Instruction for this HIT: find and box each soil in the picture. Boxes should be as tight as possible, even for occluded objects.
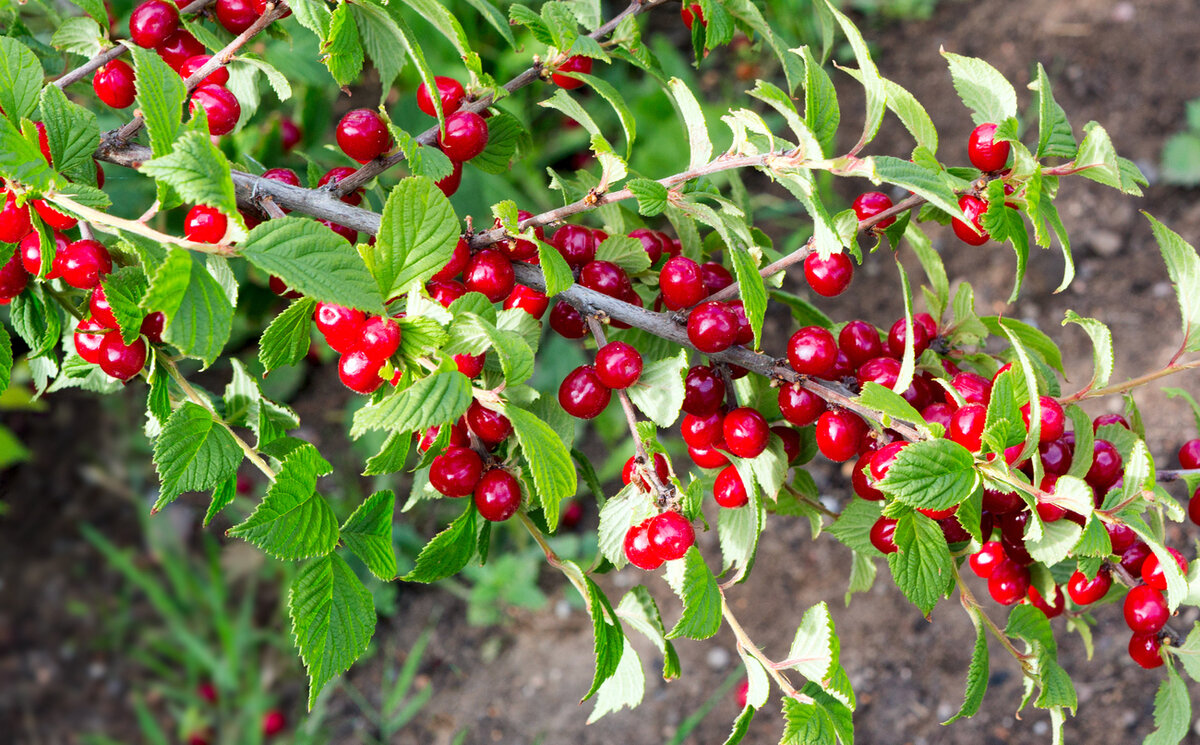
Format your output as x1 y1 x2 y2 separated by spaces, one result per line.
5 1 1200 743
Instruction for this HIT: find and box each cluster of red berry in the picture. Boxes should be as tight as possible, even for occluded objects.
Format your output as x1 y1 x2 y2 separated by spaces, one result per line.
312 302 401 394
951 122 1013 246
417 403 522 522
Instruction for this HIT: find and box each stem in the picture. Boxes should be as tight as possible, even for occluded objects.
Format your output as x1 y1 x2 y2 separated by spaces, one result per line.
781 483 839 519
518 511 588 601
952 564 1034 674
47 194 233 254
1157 468 1200 484
720 590 801 698
1060 359 1200 403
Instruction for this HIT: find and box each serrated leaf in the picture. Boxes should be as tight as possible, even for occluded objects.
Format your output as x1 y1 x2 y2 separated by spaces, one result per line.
668 77 711 171
884 77 937 154
595 236 651 275
795 44 839 157
470 110 524 175
718 495 761 585
289 553 376 708
259 298 316 372
942 50 1018 126
826 0 884 154
351 371 472 437
781 698 835 745
66 0 109 29
341 490 397 580
666 547 722 640
1062 311 1113 391
1031 63 1076 159
868 156 963 221
506 403 577 527
879 439 979 511
1027 519 1081 567
537 239 575 297
0 327 10 396
140 130 238 219
142 249 234 366
786 602 838 685
728 248 767 350
10 285 61 358
588 637 643 723
323 3 363 86
100 267 149 345
0 38 41 123
152 402 242 511
885 512 953 616
39 84 99 178
0 115 54 191
943 606 989 723
625 350 686 428
1073 121 1122 190
627 178 668 216
404 502 477 582
857 381 928 433
228 445 339 560
598 485 655 569
1176 623 1200 682
1144 213 1200 354
1144 666 1191 745
771 290 833 329
130 47 186 159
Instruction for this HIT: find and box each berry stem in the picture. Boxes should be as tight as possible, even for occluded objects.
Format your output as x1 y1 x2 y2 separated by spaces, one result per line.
780 483 839 519
517 511 590 599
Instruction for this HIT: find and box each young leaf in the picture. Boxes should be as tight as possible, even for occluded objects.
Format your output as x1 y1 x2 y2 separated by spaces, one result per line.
627 178 669 216
885 512 953 616
579 571 625 701
152 402 242 511
618 586 681 681
323 2 364 86
1144 213 1200 354
142 249 234 367
869 156 963 221
505 403 577 526
786 602 838 686
597 485 655 568
140 130 238 220
1144 667 1191 745
228 444 340 561
351 371 472 437
878 439 980 511
289 553 376 708
1031 63 1076 159
1073 121 1122 190
537 239 575 297
259 298 316 372
857 382 927 433
100 267 149 344
795 45 839 157
403 503 477 582
595 235 651 275
666 547 722 641
340 490 398 580
366 186 459 303
780 698 836 744
625 350 687 428
941 51 1018 126
825 0 884 154
667 77 711 171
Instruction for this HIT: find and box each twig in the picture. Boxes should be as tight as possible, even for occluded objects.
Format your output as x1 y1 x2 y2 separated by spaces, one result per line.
721 590 802 699
1059 360 1200 403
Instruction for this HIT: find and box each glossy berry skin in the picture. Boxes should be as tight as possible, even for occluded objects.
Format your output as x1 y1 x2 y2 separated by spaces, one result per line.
624 519 664 570
433 237 470 282
1124 584 1169 633
1067 569 1112 606
90 287 119 328
0 191 31 244
504 284 550 319
314 303 366 354
628 228 665 264
1142 548 1188 592
921 402 956 431
689 443 729 469
140 312 165 344
681 2 705 29
659 256 706 310
1190 487 1200 526
359 316 401 362
0 251 28 302
190 84 240 136
98 333 147 381
887 318 929 359
777 381 825 428
20 231 67 279
949 403 988 452
548 301 588 338
851 451 884 501
952 195 990 246
714 465 748 508
497 209 542 260
838 320 883 368
1107 522 1137 554
969 541 1006 579
580 260 631 298
787 326 837 378
551 55 593 89
951 372 992 406
1093 413 1130 432
559 365 611 419
155 29 205 71
215 0 257 33
723 407 768 459
453 353 484 378
1027 584 1065 619
803 252 853 297
815 409 865 463
595 342 643 389
681 411 723 449
622 453 670 492
474 469 522 521
261 167 301 187
1021 396 1066 444
417 76 466 117
870 517 899 554
647 511 694 561
60 239 112 290
93 60 137 108
429 446 484 497
1128 633 1165 669
772 426 801 463
435 161 463 197
466 401 512 446
437 111 489 162
464 249 515 302
852 191 895 228
32 198 78 230
687 301 738 353
261 710 286 737
1178 439 1200 469
550 224 598 268
869 441 907 482
968 123 1011 172
1085 439 1123 490
1039 438 1072 475
73 318 110 364
279 117 301 150
179 55 228 87
682 365 725 417
856 356 901 391
338 351 385 394
1121 541 1152 576
337 109 393 163
700 262 733 295
987 559 1031 606
129 0 178 48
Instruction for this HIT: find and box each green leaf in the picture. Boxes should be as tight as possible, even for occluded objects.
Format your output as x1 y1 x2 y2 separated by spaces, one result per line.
666 546 722 640
796 45 839 157
448 313 533 385
625 350 687 428
323 2 364 87
404 503 477 582
943 607 990 723
597 486 655 569
1031 63 1076 159
883 78 937 154
885 512 953 616
506 403 577 527
289 553 376 708
100 267 149 345
130 47 186 159
0 112 54 191
228 444 340 561
717 496 761 584
580 571 625 701
1144 667 1191 745
351 371 472 437
1073 514 1113 558
0 327 10 396
828 498 883 556
941 51 1018 126
627 178 668 216
1163 388 1200 434
1062 311 1113 391
240 217 384 313
364 176 459 299
595 235 651 275
1027 519 1082 567
1161 132 1200 187
461 0 516 49
1144 213 1200 354
362 430 411 476
588 636 643 723
0 38 41 123
152 402 242 511
728 248 767 349
879 439 979 511
142 249 234 367
780 698 835 745
38 84 99 179
340 490 397 580
747 79 820 159
10 285 62 358
470 110 525 175
140 130 238 220
66 0 109 29
259 298 316 372
1073 121 1123 190
233 55 292 102
668 77 711 171
537 239 575 297
571 72 636 158
982 315 1066 375
825 0 884 154
785 602 838 686
290 0 332 40
1176 623 1200 682
857 382 928 433
868 156 963 221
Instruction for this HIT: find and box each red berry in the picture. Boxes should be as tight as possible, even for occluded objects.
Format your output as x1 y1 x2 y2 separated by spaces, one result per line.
323 217 358 243
723 407 768 459
1021 396 1066 444
20 231 64 279
433 237 470 282
59 239 112 290
948 403 987 452
803 252 853 297
919 505 959 521
190 84 241 136
869 441 907 482
337 109 392 163
969 541 1006 579
90 286 118 328
1142 548 1188 592
815 409 865 462
215 0 257 33
497 209 543 261
887 317 929 358
714 465 748 508
1066 568 1112 606
261 167 301 187
73 318 110 364
93 59 137 108
99 333 148 381
624 519 663 570
851 450 884 501
466 401 512 446
261 709 286 737
580 260 631 298
0 192 31 244
32 198 78 230
856 356 901 391
647 510 694 561
628 228 665 264
1121 541 1152 576
682 411 723 449
687 301 738 353
681 3 705 30
464 249 515 302
1085 439 1123 491
140 312 166 344
559 365 611 419
550 224 598 268
339 351 384 394
155 29 204 71
280 117 301 151
1123 584 1169 633
430 445 484 497
129 0 178 48
734 679 748 709
437 111 489 162
700 261 733 295
1107 522 1137 554
435 160 463 197
1039 438 1072 475
418 420 469 453
1178 439 1200 469
198 681 218 704
838 320 883 368
417 76 466 117
659 256 706 310
358 315 401 362
595 342 643 389
772 425 801 463
504 284 550 319
688 442 730 469
778 381 825 427
551 55 593 89
319 167 365 206
1093 413 1130 432
474 468 522 521
1128 633 1165 669
967 123 1011 172
852 191 895 228
921 402 956 431
682 365 725 417
1190 487 1200 526
184 206 230 246
988 559 1030 606
314 303 366 354
548 301 587 338
1027 584 1065 618
951 372 992 406
622 453 670 491
787 326 837 377
454 353 485 378
952 195 990 246
870 517 899 554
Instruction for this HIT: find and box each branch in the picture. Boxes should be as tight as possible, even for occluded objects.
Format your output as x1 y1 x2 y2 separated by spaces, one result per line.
1059 359 1200 403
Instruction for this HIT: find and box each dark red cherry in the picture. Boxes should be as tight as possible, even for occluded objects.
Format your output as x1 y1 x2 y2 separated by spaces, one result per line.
1128 632 1165 669
466 401 512 446
714 465 748 508
987 559 1030 606
968 123 1011 172
1120 541 1152 576
700 261 733 295
155 29 204 71
73 318 110 364
504 284 550 319
1107 522 1137 554
463 249 515 302
682 411 723 449
474 468 522 521
1021 396 1066 443
99 333 148 381
803 252 853 297
969 541 1006 579
337 109 392 163
1066 568 1112 606
359 315 401 362
595 342 643 389
1190 487 1200 526
435 161 463 197
280 117 301 151
59 239 112 290
496 209 543 261
921 402 956 431
772 425 801 463
951 372 992 405
0 191 31 244
140 312 166 344
659 256 706 310
815 409 865 462
1093 413 1130 432
1039 438 1072 475
1142 548 1188 592
778 381 825 427
628 228 665 264
430 446 484 497
887 317 929 358
129 0 178 48
437 111 489 162
624 519 663 570
682 365 725 417
551 55 593 89
215 0 257 33
647 510 694 561
838 321 882 368
870 517 899 554
856 356 901 391
190 84 240 136
787 326 837 378
454 353 485 378
687 301 738 353
869 441 907 482
558 365 611 419
339 351 384 393
722 407 768 459
852 191 895 228
580 260 631 298
1123 585 1169 633
32 198 78 230
949 403 987 452
93 59 137 108
261 167 301 187
433 237 470 282
314 303 366 354
549 224 598 268
1085 439 1123 491
417 76 466 117
952 195 990 246
180 54 230 87
548 301 587 338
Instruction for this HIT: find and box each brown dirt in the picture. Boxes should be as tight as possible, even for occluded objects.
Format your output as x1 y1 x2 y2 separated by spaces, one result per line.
5 0 1200 743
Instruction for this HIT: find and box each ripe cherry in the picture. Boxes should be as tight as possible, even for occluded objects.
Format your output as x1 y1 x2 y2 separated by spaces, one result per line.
436 161 463 197
852 191 895 228
454 353 485 378
1190 487 1200 526
438 111 489 162
497 209 543 260
336 109 392 163
700 262 733 295
435 237 471 283
359 316 401 362
1177 438 1200 469
1093 413 1130 432
99 333 148 381
624 519 663 570
803 252 853 297
595 342 643 389
815 409 865 463
551 55 593 89
90 286 119 328
466 400 512 446
559 365 611 419
1027 584 1065 619
687 301 738 353
682 365 725 417
951 371 992 406
1121 541 1152 576
856 356 901 391
967 123 1011 172
948 403 988 452
314 303 366 354
681 2 705 30
952 195 990 246
430 445 484 497
1107 522 1137 554
689 442 730 469
21 230 68 279
60 239 112 290
1066 568 1112 606
32 198 78 231
778 381 825 427
504 284 550 319
464 249 515 302
838 320 883 368
550 224 598 268
93 59 137 108
1021 396 1066 443
580 260 631 298
887 317 929 358
280 117 301 150
417 76 466 117
73 318 110 364
141 311 166 344
787 326 837 377
1141 548 1188 592
1128 633 1165 669
0 191 31 244
1123 584 1169 633
659 256 706 310
548 301 588 338
714 465 748 508
155 29 205 71
474 469 522 521
869 517 899 554
418 420 469 453
1085 439 1123 491
628 228 665 264
190 84 241 136
647 511 694 561
129 0 178 48
1039 438 1072 475
723 407 768 459
338 351 384 394
215 0 257 33
622 452 670 491
682 411 723 449
987 559 1030 606
969 541 1006 579
869 441 907 482
179 54 230 87
261 167 301 188
851 451 884 501
921 402 956 431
